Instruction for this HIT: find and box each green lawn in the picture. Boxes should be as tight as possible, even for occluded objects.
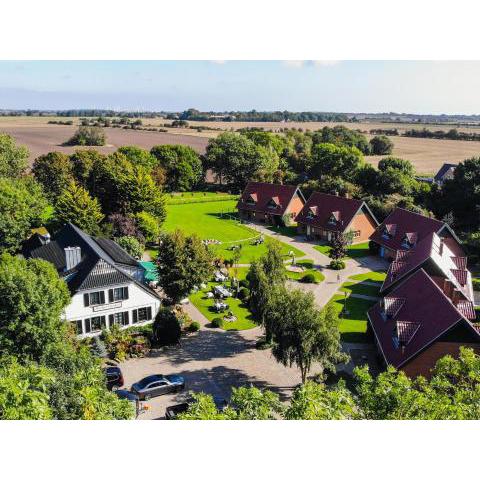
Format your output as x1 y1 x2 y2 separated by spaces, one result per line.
348 271 386 283
189 282 257 331
339 281 381 298
314 242 371 259
228 266 249 281
286 259 325 284
328 294 376 343
163 200 305 264
166 192 239 205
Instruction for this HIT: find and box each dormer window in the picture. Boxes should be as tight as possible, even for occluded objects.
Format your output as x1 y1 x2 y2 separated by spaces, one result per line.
382 224 397 240
392 321 420 350
401 232 417 249
328 211 340 225
267 196 280 209
246 193 258 205
381 297 406 321
306 206 317 219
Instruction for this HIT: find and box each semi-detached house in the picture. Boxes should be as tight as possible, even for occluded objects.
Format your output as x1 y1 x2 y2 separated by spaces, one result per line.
23 223 161 336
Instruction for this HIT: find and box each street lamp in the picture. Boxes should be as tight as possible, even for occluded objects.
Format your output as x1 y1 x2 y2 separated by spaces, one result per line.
342 291 350 317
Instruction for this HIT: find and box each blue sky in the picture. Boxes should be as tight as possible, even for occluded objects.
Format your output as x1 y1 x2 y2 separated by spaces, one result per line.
1 61 480 114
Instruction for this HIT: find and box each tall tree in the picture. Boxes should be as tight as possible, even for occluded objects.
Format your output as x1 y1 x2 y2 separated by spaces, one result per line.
270 291 347 383
309 143 364 181
55 181 104 235
329 231 354 261
0 254 71 361
117 146 157 171
150 144 203 191
32 151 73 199
0 133 29 178
0 177 49 253
156 230 213 303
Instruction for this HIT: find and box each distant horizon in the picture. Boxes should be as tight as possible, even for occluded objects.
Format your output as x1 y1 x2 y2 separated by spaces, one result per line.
2 61 480 115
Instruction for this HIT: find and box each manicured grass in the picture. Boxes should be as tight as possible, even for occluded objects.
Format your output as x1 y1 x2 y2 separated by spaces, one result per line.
348 271 386 283
314 242 371 259
189 282 257 331
339 281 381 298
228 266 249 281
286 259 325 284
163 200 305 264
328 294 376 343
166 192 239 205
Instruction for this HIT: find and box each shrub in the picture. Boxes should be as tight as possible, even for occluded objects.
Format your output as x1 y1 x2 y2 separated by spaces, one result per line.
102 325 150 361
239 279 249 288
66 126 106 146
237 287 250 301
188 321 201 332
473 278 480 291
90 336 108 358
329 259 346 270
256 338 272 350
211 317 223 328
153 307 182 346
300 272 316 283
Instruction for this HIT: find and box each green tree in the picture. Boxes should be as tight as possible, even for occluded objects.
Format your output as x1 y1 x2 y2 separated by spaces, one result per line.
270 291 347 383
0 254 71 361
370 135 394 155
205 132 279 191
152 307 182 345
378 156 415 176
310 143 364 181
0 133 29 178
284 380 359 420
329 231 354 261
32 151 73 199
156 230 214 303
66 126 106 146
70 149 106 188
0 357 54 420
0 177 50 253
313 126 371 154
55 181 104 235
177 392 226 420
116 235 143 259
117 146 157 171
150 144 203 191
134 211 161 244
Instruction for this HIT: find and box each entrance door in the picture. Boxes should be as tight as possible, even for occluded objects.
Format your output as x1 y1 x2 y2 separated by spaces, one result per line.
380 246 385 258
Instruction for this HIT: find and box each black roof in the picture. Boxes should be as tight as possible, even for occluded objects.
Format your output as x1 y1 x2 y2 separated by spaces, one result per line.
24 223 159 298
434 163 456 182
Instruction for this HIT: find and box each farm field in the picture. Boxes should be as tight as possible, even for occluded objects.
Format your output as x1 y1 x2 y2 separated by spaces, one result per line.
3 116 480 173
163 199 305 264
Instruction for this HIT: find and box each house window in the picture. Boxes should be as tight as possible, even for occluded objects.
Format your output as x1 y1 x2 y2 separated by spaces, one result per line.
328 216 336 225
83 290 105 306
74 320 83 335
132 307 153 324
109 311 129 327
108 287 129 302
84 315 106 333
352 230 361 238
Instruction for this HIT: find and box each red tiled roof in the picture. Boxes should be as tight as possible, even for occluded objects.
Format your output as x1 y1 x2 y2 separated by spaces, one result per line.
452 256 467 269
295 192 373 232
237 182 302 216
383 297 406 318
369 269 476 369
451 269 468 286
456 301 476 320
370 208 445 253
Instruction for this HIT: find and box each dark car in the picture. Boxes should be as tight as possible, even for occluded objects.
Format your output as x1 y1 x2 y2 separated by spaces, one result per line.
165 394 227 419
104 366 124 391
131 374 185 400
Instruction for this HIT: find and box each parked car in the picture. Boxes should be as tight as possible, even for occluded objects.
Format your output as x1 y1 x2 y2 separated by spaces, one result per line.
104 366 124 391
165 394 227 419
131 374 185 400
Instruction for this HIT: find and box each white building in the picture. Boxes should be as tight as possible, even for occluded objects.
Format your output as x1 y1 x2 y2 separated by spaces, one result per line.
24 223 161 336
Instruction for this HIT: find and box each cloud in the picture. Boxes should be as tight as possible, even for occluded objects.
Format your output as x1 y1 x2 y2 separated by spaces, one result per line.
283 60 341 68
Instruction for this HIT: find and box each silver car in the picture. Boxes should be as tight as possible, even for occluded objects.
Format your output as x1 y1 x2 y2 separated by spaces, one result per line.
131 374 185 400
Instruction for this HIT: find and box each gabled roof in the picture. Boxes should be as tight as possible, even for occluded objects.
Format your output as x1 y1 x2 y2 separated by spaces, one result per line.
434 163 457 183
369 208 450 252
295 192 378 232
24 223 159 298
381 232 474 303
368 269 480 369
237 182 304 216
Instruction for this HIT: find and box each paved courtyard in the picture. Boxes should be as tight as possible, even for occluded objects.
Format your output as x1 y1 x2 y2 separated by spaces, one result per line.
120 322 305 419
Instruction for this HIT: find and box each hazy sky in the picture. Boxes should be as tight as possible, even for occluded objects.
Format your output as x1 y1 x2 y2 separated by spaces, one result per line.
1 61 480 114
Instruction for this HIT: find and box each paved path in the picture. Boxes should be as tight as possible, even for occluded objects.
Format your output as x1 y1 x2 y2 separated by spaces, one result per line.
245 222 388 307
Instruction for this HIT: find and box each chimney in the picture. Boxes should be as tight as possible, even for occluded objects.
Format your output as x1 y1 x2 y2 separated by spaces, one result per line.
65 246 81 271
334 191 339 196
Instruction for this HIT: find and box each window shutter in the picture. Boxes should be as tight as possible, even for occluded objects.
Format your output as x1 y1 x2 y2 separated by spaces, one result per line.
108 289 114 303
133 309 138 323
99 291 105 304
147 307 152 320
84 293 90 307
124 287 129 300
